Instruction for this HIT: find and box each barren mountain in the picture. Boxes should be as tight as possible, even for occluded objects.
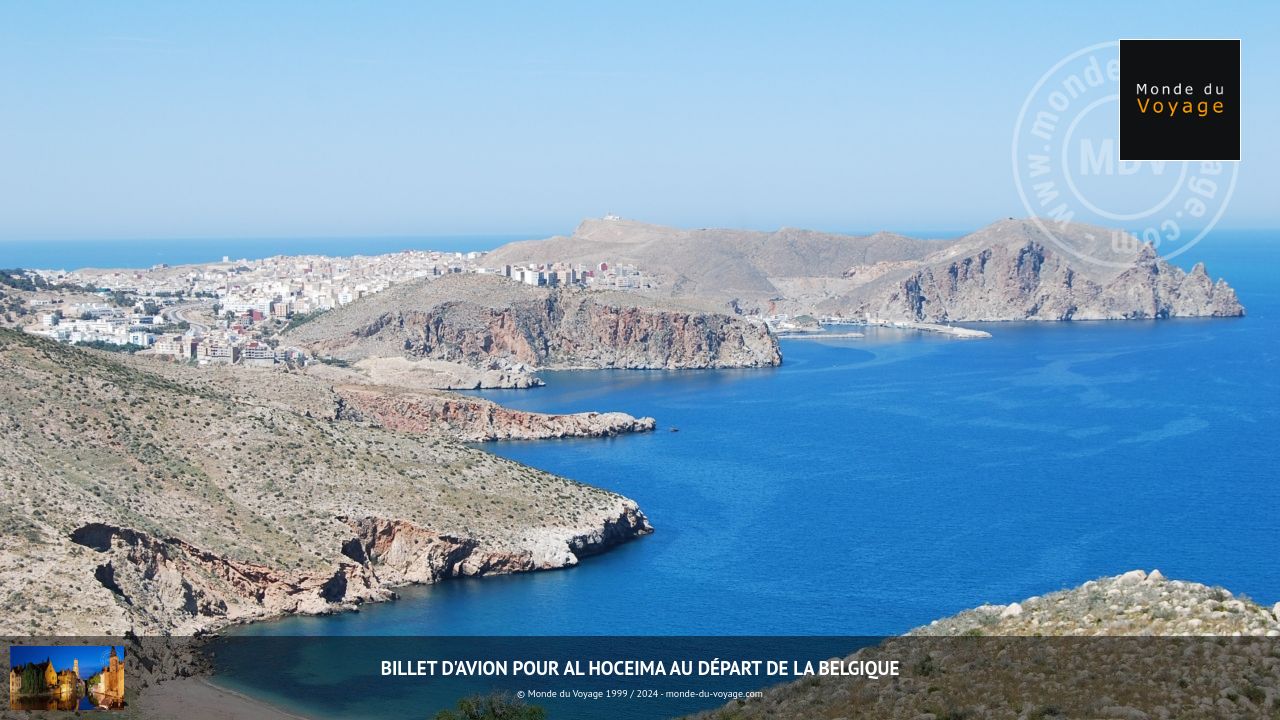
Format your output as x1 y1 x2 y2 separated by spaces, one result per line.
285 272 781 369
0 330 651 636
824 219 1245 321
485 218 949 300
485 218 1244 321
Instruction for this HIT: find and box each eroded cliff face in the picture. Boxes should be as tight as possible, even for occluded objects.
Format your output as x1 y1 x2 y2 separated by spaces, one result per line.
836 226 1245 322
476 218 1245 326
335 385 656 441
68 506 653 634
340 507 651 586
290 275 781 369
69 523 390 634
367 299 778 369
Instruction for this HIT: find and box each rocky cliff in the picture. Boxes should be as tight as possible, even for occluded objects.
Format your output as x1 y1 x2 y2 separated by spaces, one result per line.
60 505 653 636
480 217 1245 323
335 385 656 442
286 273 781 369
340 507 651 586
0 329 652 636
831 220 1245 321
697 570 1280 719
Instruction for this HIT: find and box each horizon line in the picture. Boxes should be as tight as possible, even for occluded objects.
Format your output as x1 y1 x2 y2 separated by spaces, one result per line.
1 222 1275 246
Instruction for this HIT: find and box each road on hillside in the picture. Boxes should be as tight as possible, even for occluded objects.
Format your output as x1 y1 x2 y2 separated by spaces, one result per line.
165 303 211 335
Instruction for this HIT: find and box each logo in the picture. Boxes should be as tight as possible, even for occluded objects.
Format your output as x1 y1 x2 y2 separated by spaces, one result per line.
1012 41 1238 268
1119 39 1240 161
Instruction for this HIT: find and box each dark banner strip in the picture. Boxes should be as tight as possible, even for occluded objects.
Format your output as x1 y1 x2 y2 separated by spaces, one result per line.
6 636 1278 719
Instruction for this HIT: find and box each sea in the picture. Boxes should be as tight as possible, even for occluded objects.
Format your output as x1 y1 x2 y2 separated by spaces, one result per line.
0 235 531 270
13 230 1278 718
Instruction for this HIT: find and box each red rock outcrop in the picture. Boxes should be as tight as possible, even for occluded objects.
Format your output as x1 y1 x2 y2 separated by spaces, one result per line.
336 385 656 441
289 274 781 369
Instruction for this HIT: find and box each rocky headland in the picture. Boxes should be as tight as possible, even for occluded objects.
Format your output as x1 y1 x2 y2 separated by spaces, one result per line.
284 273 781 370
335 384 656 442
828 220 1245 322
484 218 1244 323
0 329 652 637
698 570 1280 719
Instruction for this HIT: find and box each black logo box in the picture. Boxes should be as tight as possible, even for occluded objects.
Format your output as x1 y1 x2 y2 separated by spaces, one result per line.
1119 39 1240 161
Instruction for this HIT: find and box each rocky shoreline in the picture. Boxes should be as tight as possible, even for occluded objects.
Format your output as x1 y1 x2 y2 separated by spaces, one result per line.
334 384 657 442
0 329 655 640
286 273 782 370
64 505 653 637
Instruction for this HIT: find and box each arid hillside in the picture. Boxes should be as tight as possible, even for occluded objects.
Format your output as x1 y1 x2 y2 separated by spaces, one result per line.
0 330 651 636
697 570 1280 719
485 218 1243 321
285 272 780 369
485 218 950 300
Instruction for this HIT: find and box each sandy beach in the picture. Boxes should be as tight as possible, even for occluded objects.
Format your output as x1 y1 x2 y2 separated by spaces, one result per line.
134 677 313 720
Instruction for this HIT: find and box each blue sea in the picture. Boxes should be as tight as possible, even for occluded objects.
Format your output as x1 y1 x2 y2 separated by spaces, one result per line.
236 231 1278 635
28 230 1277 717
206 230 1280 718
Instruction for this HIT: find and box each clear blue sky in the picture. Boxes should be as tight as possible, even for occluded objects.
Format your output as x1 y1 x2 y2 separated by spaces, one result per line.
1 1 1275 241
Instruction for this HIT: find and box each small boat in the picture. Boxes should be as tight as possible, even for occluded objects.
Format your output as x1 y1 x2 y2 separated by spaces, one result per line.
669 427 680 433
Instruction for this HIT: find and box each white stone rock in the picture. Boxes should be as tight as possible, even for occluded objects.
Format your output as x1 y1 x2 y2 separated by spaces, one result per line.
1115 569 1147 586
1146 568 1165 583
1001 602 1023 618
1272 601 1280 620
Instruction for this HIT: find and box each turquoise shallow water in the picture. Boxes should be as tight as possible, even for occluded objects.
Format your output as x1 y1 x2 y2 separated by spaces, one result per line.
212 231 1278 716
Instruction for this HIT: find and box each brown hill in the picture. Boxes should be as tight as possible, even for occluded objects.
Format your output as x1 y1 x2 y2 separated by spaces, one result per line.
485 218 1244 321
285 273 781 369
485 218 949 299
0 329 650 636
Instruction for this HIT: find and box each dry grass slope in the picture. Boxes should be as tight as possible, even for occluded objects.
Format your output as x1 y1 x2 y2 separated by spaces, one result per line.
0 329 650 636
696 570 1280 719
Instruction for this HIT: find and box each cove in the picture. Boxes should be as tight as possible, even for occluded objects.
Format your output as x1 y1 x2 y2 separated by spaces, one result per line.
219 233 1280 719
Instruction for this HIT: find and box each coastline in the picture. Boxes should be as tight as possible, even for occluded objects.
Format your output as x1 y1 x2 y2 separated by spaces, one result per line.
122 512 653 712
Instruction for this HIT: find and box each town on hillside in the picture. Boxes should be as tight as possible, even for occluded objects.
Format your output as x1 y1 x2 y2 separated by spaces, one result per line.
5 226 659 369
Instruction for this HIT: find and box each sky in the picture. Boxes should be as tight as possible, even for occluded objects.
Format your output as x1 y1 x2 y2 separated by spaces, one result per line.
10 645 124 678
0 1 1276 242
